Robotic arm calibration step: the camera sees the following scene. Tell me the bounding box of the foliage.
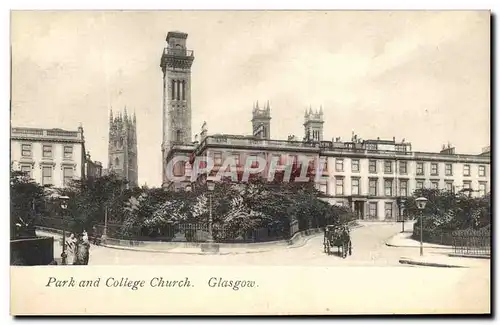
[407,188,491,238]
[10,170,46,239]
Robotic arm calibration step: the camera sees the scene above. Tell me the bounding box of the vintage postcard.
[9,10,491,315]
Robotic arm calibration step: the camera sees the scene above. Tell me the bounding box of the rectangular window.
[479,165,486,177]
[319,183,328,194]
[445,163,453,176]
[351,159,359,172]
[384,202,393,220]
[173,161,185,177]
[42,166,52,185]
[431,163,438,176]
[351,178,360,195]
[416,180,424,190]
[248,155,259,168]
[335,177,344,195]
[20,165,31,178]
[384,179,393,196]
[233,154,240,166]
[399,180,408,197]
[335,159,344,172]
[416,162,424,175]
[369,179,378,196]
[63,146,73,159]
[399,161,407,174]
[384,160,392,173]
[42,145,53,158]
[21,144,32,157]
[446,182,453,192]
[369,160,377,173]
[322,157,328,171]
[431,181,439,190]
[463,164,470,176]
[63,167,73,186]
[213,152,222,166]
[463,181,471,189]
[368,202,378,219]
[479,182,486,196]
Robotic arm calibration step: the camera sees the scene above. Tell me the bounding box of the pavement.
[33,223,490,313]
[386,231,453,249]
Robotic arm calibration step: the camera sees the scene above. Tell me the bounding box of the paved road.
[43,222,472,266]
[38,222,491,313]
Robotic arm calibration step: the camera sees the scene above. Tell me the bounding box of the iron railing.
[452,228,491,256]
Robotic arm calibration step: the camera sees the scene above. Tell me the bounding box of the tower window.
[182,80,186,100]
[115,157,120,166]
[176,79,181,100]
[176,130,182,142]
[171,79,176,99]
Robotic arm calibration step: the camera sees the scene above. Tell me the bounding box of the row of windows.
[171,79,186,101]
[21,144,73,160]
[333,177,488,197]
[20,165,74,186]
[367,202,394,219]
[335,158,487,177]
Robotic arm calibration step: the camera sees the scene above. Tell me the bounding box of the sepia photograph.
[9,9,491,315]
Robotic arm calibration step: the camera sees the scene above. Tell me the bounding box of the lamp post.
[415,197,428,257]
[207,180,215,243]
[399,198,406,233]
[59,195,69,265]
[201,179,219,253]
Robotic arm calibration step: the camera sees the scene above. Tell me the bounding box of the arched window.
[115,157,120,166]
[176,79,181,100]
[171,79,176,99]
[182,80,186,100]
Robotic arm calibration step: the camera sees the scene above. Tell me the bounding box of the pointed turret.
[319,105,323,115]
[110,109,114,122]
[133,111,136,124]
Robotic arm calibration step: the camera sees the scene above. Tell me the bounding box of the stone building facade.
[107,108,138,188]
[10,126,90,187]
[160,31,491,221]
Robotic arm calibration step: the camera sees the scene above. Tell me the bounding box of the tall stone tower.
[251,101,271,139]
[304,106,324,142]
[160,31,195,184]
[108,108,138,188]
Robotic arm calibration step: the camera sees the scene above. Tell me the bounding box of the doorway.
[354,201,365,220]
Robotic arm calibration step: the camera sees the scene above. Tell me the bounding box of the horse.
[323,225,352,258]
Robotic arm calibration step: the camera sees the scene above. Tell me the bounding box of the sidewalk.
[386,231,452,249]
[399,254,491,268]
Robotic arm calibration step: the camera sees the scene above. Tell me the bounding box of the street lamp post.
[400,198,406,233]
[201,179,219,253]
[59,195,69,265]
[207,180,215,243]
[415,197,428,257]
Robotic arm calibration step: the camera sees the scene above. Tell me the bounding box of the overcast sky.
[11,11,490,187]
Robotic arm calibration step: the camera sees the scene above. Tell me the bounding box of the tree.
[10,170,47,239]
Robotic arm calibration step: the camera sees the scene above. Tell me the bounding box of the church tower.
[251,101,271,139]
[108,108,138,188]
[160,31,195,184]
[304,106,324,142]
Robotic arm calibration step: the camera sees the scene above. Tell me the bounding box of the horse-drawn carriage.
[323,224,352,258]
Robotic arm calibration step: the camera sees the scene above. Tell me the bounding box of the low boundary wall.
[36,221,361,252]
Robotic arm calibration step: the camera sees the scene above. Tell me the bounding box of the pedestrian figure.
[74,232,90,265]
[65,233,77,265]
